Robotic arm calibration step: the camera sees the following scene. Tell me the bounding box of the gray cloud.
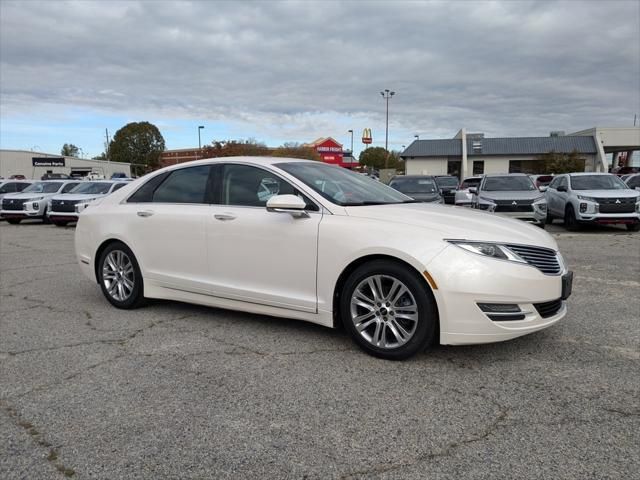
[1,0,639,146]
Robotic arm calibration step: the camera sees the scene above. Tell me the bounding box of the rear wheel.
[627,223,640,232]
[340,260,437,360]
[564,205,580,231]
[6,218,21,225]
[98,241,146,309]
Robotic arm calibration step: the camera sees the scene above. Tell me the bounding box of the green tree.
[109,122,166,171]
[201,139,270,158]
[359,147,403,171]
[272,142,321,161]
[61,143,80,157]
[92,153,107,160]
[539,149,585,174]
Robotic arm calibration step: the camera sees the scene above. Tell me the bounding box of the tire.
[340,260,437,360]
[546,209,554,224]
[42,208,50,224]
[536,221,546,229]
[564,205,580,231]
[6,218,21,225]
[98,241,146,309]
[53,221,68,227]
[626,223,640,232]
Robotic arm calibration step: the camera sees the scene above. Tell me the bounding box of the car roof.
[483,173,530,177]
[391,175,435,179]
[567,172,613,176]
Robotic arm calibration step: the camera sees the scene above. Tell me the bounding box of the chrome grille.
[506,244,562,275]
[51,199,79,213]
[593,197,636,214]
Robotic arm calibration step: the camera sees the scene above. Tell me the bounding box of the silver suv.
[470,173,547,228]
[545,173,640,231]
[0,180,81,224]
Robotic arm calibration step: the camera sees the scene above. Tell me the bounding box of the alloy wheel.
[102,250,135,302]
[350,274,419,349]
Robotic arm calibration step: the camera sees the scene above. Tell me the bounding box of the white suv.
[545,173,640,231]
[48,180,130,226]
[0,180,81,224]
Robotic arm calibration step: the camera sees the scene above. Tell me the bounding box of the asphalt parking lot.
[1,220,638,479]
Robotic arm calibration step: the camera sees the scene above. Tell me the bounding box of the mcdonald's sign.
[362,128,372,144]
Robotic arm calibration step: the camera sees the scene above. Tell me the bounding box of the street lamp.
[197,125,205,160]
[380,89,395,168]
[347,129,353,155]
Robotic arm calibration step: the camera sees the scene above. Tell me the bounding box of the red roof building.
[304,137,351,167]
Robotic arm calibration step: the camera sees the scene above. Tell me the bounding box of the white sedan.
[75,157,572,359]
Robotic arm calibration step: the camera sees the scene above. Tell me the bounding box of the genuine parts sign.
[32,157,65,167]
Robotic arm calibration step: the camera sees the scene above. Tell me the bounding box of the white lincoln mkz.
[75,157,572,359]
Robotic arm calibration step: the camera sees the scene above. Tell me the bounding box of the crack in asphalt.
[0,399,76,477]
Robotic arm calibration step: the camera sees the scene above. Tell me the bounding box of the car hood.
[50,193,107,201]
[3,192,61,199]
[345,203,557,249]
[571,189,640,198]
[478,191,545,201]
[406,192,441,202]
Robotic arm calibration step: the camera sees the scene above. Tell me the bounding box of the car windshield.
[435,176,458,187]
[276,162,413,206]
[70,182,112,194]
[570,175,628,190]
[483,176,536,191]
[22,182,62,193]
[390,177,438,194]
[461,178,481,188]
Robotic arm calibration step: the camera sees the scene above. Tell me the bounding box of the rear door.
[121,165,214,292]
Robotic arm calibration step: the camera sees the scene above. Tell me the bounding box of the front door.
[207,163,321,313]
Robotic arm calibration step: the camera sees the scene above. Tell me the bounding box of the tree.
[538,149,585,174]
[359,147,403,171]
[109,121,166,171]
[272,142,321,161]
[61,143,80,157]
[92,153,107,160]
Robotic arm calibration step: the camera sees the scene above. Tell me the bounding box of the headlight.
[533,198,547,212]
[27,197,45,202]
[447,240,527,264]
[577,195,596,202]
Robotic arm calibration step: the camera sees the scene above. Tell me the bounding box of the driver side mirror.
[266,194,308,217]
[468,187,478,195]
[557,185,567,192]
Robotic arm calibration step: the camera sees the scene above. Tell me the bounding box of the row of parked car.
[0,179,131,226]
[388,172,640,231]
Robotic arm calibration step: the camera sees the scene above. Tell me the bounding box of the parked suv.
[624,173,640,190]
[0,180,81,224]
[454,176,482,207]
[48,180,130,226]
[545,173,640,231]
[388,175,443,203]
[470,173,547,227]
[0,180,32,202]
[434,175,459,204]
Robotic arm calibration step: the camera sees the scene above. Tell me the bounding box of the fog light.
[477,303,525,321]
[579,202,587,213]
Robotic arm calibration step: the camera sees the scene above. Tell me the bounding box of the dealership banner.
[32,157,65,167]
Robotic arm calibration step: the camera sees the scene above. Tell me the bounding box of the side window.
[559,177,568,190]
[16,183,30,192]
[128,172,170,203]
[221,164,317,210]
[111,183,127,193]
[62,182,80,193]
[548,177,559,189]
[152,166,211,204]
[0,183,12,194]
[628,176,640,189]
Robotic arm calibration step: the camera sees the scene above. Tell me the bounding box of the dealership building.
[401,127,640,178]
[0,150,132,179]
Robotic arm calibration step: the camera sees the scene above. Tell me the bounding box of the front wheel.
[53,221,68,227]
[627,223,640,232]
[98,241,146,309]
[564,205,580,231]
[340,260,437,360]
[6,218,21,225]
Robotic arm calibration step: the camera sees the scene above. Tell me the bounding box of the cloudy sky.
[1,0,638,158]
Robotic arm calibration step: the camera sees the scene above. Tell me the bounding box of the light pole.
[197,125,205,160]
[347,129,353,155]
[380,89,395,168]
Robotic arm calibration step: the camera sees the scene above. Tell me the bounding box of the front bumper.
[0,205,45,219]
[49,211,80,222]
[495,210,546,224]
[426,245,568,345]
[576,211,640,225]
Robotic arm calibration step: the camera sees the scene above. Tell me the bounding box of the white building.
[0,150,132,179]
[401,127,640,179]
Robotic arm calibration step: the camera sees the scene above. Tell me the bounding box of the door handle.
[214,213,236,221]
[137,210,154,217]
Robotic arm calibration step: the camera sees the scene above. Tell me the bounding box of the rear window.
[461,178,481,188]
[435,176,458,187]
[389,177,438,194]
